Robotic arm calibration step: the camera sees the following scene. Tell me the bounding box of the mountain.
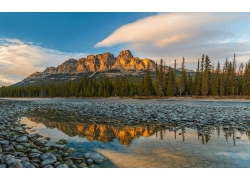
[15,49,195,86]
[17,50,156,85]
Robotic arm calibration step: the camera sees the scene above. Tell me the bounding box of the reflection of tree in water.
[216,126,220,137]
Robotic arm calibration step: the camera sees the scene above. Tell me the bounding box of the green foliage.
[243,60,250,95]
[166,67,175,96]
[155,59,166,96]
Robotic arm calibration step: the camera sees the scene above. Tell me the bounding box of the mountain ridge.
[17,50,157,85]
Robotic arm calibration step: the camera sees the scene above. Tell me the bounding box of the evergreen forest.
[1,54,250,98]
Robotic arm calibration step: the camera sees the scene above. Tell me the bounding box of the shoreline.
[0,100,106,168]
[1,96,250,102]
[1,98,250,168]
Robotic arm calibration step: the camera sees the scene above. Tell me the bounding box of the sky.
[1,12,250,86]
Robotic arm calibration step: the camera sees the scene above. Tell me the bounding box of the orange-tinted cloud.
[95,13,250,68]
[0,38,87,86]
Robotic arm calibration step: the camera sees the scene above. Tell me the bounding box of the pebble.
[56,164,68,168]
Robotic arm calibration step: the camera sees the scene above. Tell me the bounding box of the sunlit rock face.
[112,50,155,72]
[18,50,156,85]
[27,115,155,145]
[95,52,116,71]
[75,52,116,72]
[56,59,78,74]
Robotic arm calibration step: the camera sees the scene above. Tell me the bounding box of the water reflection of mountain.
[26,115,156,145]
[26,112,250,146]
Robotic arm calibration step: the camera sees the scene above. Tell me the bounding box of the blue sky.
[0,12,250,85]
[0,12,156,55]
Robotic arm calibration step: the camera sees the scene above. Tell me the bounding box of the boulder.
[40,153,57,167]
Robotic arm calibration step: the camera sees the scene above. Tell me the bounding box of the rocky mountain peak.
[18,50,157,85]
[86,55,95,60]
[117,50,133,61]
[43,66,56,74]
[63,58,78,64]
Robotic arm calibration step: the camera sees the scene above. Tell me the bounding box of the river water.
[13,98,250,168]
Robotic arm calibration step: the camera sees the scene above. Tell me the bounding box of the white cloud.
[0,38,87,86]
[95,12,250,69]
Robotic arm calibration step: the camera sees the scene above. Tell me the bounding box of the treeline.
[1,54,250,97]
[0,76,137,98]
[138,54,250,96]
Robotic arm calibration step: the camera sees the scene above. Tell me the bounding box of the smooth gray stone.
[83,153,106,164]
[69,164,77,168]
[27,134,36,138]
[6,157,21,166]
[13,152,25,157]
[86,159,93,165]
[13,127,23,132]
[56,156,63,162]
[51,144,67,150]
[78,163,87,168]
[0,140,9,145]
[63,159,73,166]
[20,143,30,148]
[52,161,61,168]
[44,165,53,168]
[8,161,24,168]
[14,144,26,152]
[30,159,41,164]
[28,153,41,159]
[21,161,36,168]
[19,156,29,162]
[0,164,7,168]
[16,136,28,143]
[30,149,42,153]
[56,164,68,168]
[1,155,15,164]
[40,153,57,167]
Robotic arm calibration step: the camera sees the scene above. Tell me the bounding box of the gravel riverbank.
[1,99,250,168]
[0,100,106,168]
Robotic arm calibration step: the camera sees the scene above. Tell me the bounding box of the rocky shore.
[1,98,250,168]
[0,100,106,168]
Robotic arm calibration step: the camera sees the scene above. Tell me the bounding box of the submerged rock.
[84,153,106,164]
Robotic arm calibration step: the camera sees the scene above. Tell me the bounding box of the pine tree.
[243,60,250,95]
[212,61,220,96]
[166,67,174,96]
[187,73,193,95]
[155,59,166,96]
[194,59,201,95]
[237,63,244,95]
[201,55,211,96]
[144,66,154,96]
[173,59,177,95]
[179,57,187,95]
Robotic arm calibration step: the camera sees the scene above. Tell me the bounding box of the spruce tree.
[155,59,166,96]
[243,60,250,95]
[166,67,174,96]
[194,59,201,95]
[237,63,244,95]
[144,66,154,96]
[201,55,211,96]
[179,57,186,95]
